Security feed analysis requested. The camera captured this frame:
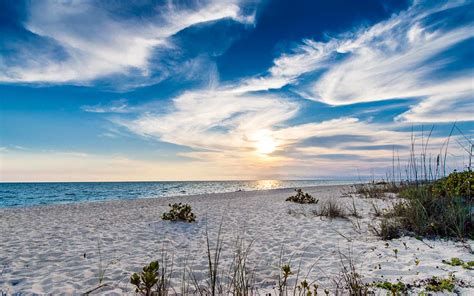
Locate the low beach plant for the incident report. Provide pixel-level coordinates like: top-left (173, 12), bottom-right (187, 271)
top-left (370, 218), bottom-right (401, 240)
top-left (319, 200), bottom-right (346, 219)
top-left (338, 252), bottom-right (371, 296)
top-left (442, 257), bottom-right (474, 270)
top-left (130, 261), bottom-right (160, 296)
top-left (374, 280), bottom-right (407, 294)
top-left (286, 189), bottom-right (318, 204)
top-left (423, 275), bottom-right (456, 292)
top-left (384, 170), bottom-right (473, 240)
top-left (161, 203), bottom-right (196, 222)
top-left (296, 280), bottom-right (319, 296)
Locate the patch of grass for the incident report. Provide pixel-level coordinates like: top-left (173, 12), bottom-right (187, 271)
top-left (384, 170), bottom-right (473, 240)
top-left (370, 218), bottom-right (401, 240)
top-left (354, 183), bottom-right (386, 199)
top-left (319, 200), bottom-right (347, 219)
top-left (338, 250), bottom-right (371, 296)
top-left (161, 203), bottom-right (196, 222)
top-left (348, 198), bottom-right (361, 218)
top-left (286, 189), bottom-right (318, 204)
top-left (354, 181), bottom-right (403, 199)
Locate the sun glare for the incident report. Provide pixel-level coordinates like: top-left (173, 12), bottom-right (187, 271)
top-left (254, 131), bottom-right (277, 155)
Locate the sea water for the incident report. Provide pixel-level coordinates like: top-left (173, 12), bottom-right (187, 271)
top-left (0, 180), bottom-right (357, 208)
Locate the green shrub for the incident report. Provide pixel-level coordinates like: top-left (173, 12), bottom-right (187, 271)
top-left (375, 281), bottom-right (407, 294)
top-left (161, 203), bottom-right (196, 222)
top-left (424, 275), bottom-right (456, 292)
top-left (442, 257), bottom-right (474, 270)
top-left (385, 171), bottom-right (473, 240)
top-left (431, 170), bottom-right (473, 199)
top-left (286, 189), bottom-right (318, 204)
top-left (130, 261), bottom-right (160, 296)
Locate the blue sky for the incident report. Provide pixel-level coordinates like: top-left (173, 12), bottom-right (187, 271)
top-left (0, 0), bottom-right (473, 181)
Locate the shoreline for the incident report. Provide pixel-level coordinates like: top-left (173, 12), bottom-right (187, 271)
top-left (1, 185), bottom-right (472, 294)
top-left (0, 183), bottom-right (356, 210)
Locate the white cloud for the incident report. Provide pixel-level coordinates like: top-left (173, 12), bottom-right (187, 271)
top-left (81, 99), bottom-right (129, 113)
top-left (0, 1), bottom-right (254, 84)
top-left (396, 91), bottom-right (474, 122)
top-left (232, 0), bottom-right (473, 123)
top-left (120, 89), bottom-right (299, 152)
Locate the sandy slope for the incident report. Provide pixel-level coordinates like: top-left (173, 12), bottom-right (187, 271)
top-left (0, 185), bottom-right (472, 294)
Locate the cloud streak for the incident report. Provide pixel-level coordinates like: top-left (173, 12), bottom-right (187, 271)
top-left (0, 0), bottom-right (254, 84)
top-left (232, 0), bottom-right (473, 122)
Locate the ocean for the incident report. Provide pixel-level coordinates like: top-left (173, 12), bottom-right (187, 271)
top-left (0, 180), bottom-right (357, 208)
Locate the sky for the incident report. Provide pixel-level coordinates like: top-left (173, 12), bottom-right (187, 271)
top-left (0, 0), bottom-right (473, 182)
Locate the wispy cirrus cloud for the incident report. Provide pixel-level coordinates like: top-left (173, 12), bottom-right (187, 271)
top-left (0, 0), bottom-right (255, 85)
top-left (81, 99), bottom-right (129, 113)
top-left (111, 0), bottom-right (472, 176)
top-left (231, 0), bottom-right (473, 123)
top-left (119, 89), bottom-right (299, 152)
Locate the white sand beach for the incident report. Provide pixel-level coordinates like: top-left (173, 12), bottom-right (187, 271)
top-left (1, 185), bottom-right (473, 294)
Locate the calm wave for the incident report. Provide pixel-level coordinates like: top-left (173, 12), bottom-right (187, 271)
top-left (0, 180), bottom-right (356, 208)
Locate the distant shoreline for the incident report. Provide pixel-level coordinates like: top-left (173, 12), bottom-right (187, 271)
top-left (0, 180), bottom-right (362, 208)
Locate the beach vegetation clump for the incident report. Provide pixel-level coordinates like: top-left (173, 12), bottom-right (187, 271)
top-left (375, 280), bottom-right (407, 294)
top-left (385, 170), bottom-right (473, 240)
top-left (370, 218), bottom-right (401, 240)
top-left (442, 257), bottom-right (474, 270)
top-left (423, 275), bottom-right (456, 292)
top-left (354, 183), bottom-right (386, 199)
top-left (130, 261), bottom-right (161, 296)
top-left (319, 200), bottom-right (347, 219)
top-left (339, 254), bottom-right (371, 296)
top-left (161, 203), bottom-right (196, 222)
top-left (277, 264), bottom-right (293, 294)
top-left (297, 280), bottom-right (319, 295)
top-left (286, 189), bottom-right (318, 204)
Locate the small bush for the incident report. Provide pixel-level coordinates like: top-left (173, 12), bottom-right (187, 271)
top-left (431, 170), bottom-right (473, 199)
top-left (130, 261), bottom-right (160, 295)
top-left (375, 281), bottom-right (407, 294)
top-left (385, 171), bottom-right (473, 240)
top-left (161, 203), bottom-right (196, 222)
top-left (319, 200), bottom-right (346, 219)
top-left (424, 275), bottom-right (456, 292)
top-left (286, 189), bottom-right (318, 204)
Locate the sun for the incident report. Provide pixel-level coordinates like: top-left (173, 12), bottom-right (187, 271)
top-left (254, 130), bottom-right (277, 155)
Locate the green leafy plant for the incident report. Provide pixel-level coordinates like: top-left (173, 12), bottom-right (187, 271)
top-left (430, 170), bottom-right (473, 199)
top-left (161, 203), bottom-right (196, 222)
top-left (424, 275), bottom-right (456, 292)
top-left (130, 261), bottom-right (160, 296)
top-left (375, 281), bottom-right (407, 294)
top-left (442, 257), bottom-right (474, 270)
top-left (286, 189), bottom-right (318, 204)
